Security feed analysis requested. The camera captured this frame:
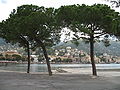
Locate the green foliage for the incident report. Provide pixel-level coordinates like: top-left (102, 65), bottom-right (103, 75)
top-left (21, 56), bottom-right (27, 62)
top-left (99, 56), bottom-right (106, 63)
top-left (5, 54), bottom-right (10, 59)
top-left (12, 54), bottom-right (22, 61)
top-left (0, 53), bottom-right (5, 60)
top-left (58, 52), bottom-right (65, 56)
top-left (0, 4), bottom-right (60, 49)
top-left (55, 5), bottom-right (77, 27)
top-left (62, 58), bottom-right (72, 63)
top-left (53, 57), bottom-right (62, 62)
top-left (0, 53), bottom-right (3, 57)
top-left (56, 4), bottom-right (119, 38)
top-left (0, 57), bottom-right (5, 60)
top-left (38, 54), bottom-right (44, 62)
top-left (52, 57), bottom-right (72, 63)
top-left (19, 6), bottom-right (61, 49)
top-left (102, 35), bottom-right (111, 47)
top-left (79, 53), bottom-right (86, 57)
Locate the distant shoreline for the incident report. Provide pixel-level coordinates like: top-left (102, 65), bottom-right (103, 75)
top-left (16, 62), bottom-right (120, 64)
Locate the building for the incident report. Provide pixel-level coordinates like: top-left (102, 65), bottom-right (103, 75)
top-left (2, 51), bottom-right (21, 57)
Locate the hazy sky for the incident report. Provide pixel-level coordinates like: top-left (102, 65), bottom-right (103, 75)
top-left (0, 0), bottom-right (117, 22)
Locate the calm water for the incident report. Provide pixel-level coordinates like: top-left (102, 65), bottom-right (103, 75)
top-left (0, 64), bottom-right (120, 72)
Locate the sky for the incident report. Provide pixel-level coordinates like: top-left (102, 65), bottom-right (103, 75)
top-left (0, 0), bottom-right (119, 22)
top-left (0, 0), bottom-right (119, 42)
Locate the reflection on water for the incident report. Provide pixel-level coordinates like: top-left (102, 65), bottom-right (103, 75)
top-left (0, 64), bottom-right (120, 72)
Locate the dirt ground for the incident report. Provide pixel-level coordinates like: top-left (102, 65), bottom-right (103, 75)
top-left (0, 70), bottom-right (120, 90)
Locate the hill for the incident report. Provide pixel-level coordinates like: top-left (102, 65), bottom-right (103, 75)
top-left (54, 40), bottom-right (120, 56)
top-left (0, 38), bottom-right (120, 56)
top-left (0, 38), bottom-right (6, 45)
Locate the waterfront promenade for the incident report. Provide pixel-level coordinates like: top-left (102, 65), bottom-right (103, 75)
top-left (0, 69), bottom-right (120, 90)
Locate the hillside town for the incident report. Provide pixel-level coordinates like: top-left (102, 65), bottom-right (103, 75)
top-left (49, 46), bottom-right (120, 64)
top-left (0, 45), bottom-right (120, 64)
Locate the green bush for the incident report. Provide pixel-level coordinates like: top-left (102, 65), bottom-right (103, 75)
top-left (12, 54), bottom-right (22, 61)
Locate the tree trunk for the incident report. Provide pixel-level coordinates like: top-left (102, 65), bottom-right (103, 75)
top-left (41, 45), bottom-right (52, 76)
top-left (19, 35), bottom-right (31, 73)
top-left (27, 42), bottom-right (31, 73)
top-left (90, 35), bottom-right (97, 76)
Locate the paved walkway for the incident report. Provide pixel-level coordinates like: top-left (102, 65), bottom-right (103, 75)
top-left (0, 71), bottom-right (120, 90)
